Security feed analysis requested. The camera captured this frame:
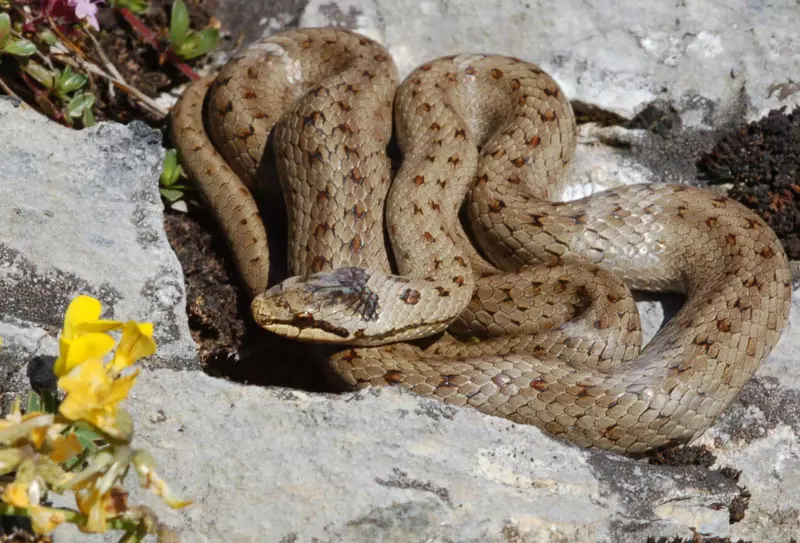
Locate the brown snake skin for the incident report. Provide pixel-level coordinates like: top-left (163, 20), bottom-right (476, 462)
top-left (171, 28), bottom-right (792, 454)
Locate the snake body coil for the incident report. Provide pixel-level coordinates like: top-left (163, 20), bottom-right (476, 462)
top-left (172, 28), bottom-right (792, 454)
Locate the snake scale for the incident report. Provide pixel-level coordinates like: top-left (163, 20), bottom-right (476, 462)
top-left (171, 27), bottom-right (792, 454)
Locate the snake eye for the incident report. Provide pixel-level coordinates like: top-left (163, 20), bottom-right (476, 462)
top-left (292, 312), bottom-right (315, 328)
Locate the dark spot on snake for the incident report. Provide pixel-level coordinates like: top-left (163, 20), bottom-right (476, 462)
top-left (374, 53), bottom-right (389, 62)
top-left (437, 179), bottom-right (448, 188)
top-left (529, 213), bottom-right (547, 227)
top-left (594, 318), bottom-right (609, 329)
top-left (344, 145), bottom-right (359, 158)
top-left (338, 349), bottom-right (358, 363)
top-left (384, 370), bottom-right (406, 384)
top-left (337, 101), bottom-right (352, 112)
top-left (308, 150), bottom-right (323, 164)
top-left (510, 78), bottom-right (522, 91)
top-left (311, 256), bottom-right (329, 273)
top-left (445, 72), bottom-right (457, 82)
top-left (433, 258), bottom-right (443, 270)
top-left (348, 167), bottom-right (364, 185)
top-left (317, 188), bottom-right (331, 202)
top-left (253, 111), bottom-right (269, 120)
top-left (528, 136), bottom-right (541, 147)
top-left (490, 68), bottom-right (504, 79)
top-left (541, 110), bottom-right (557, 122)
top-left (413, 203), bottom-right (424, 215)
top-left (362, 70), bottom-right (374, 80)
top-left (400, 289), bottom-right (421, 305)
top-left (693, 334), bottom-right (715, 353)
top-left (455, 128), bottom-right (467, 139)
top-left (447, 154), bottom-right (461, 166)
top-left (453, 256), bottom-right (468, 267)
top-left (491, 149), bottom-right (505, 158)
top-left (352, 202), bottom-right (367, 220)
top-left (425, 155), bottom-right (436, 163)
top-left (291, 312), bottom-right (315, 328)
top-left (711, 196), bottom-right (728, 207)
top-left (570, 213), bottom-right (587, 225)
top-left (430, 122), bottom-right (441, 131)
top-left (420, 64), bottom-right (432, 71)
top-left (350, 235), bottom-right (364, 254)
top-left (414, 175), bottom-right (425, 185)
top-left (717, 319), bottom-right (732, 333)
top-left (429, 201), bottom-right (441, 212)
top-left (246, 66), bottom-right (259, 79)
top-left (300, 39), bottom-right (313, 48)
top-left (244, 89), bottom-right (257, 99)
top-left (303, 111), bottom-right (326, 126)
top-left (543, 86), bottom-right (559, 97)
top-left (236, 125), bottom-right (255, 139)
top-left (435, 287), bottom-right (451, 297)
top-left (705, 216), bottom-right (719, 228)
top-left (488, 199), bottom-right (506, 213)
top-left (222, 101), bottom-right (234, 114)
top-left (530, 379), bottom-right (548, 391)
top-left (464, 65), bottom-right (478, 76)
top-left (746, 338), bottom-right (757, 356)
top-left (335, 123), bottom-right (354, 135)
top-left (313, 224), bottom-right (331, 238)
top-left (438, 375), bottom-right (460, 388)
top-left (511, 156), bottom-right (528, 167)
top-left (726, 234), bottom-right (737, 245)
top-left (345, 84), bottom-right (359, 94)
top-left (507, 175), bottom-right (521, 185)
top-left (452, 276), bottom-right (465, 286)
top-left (760, 246), bottom-right (774, 258)
top-left (422, 232), bottom-right (435, 243)
top-left (518, 95), bottom-right (528, 106)
top-left (476, 174), bottom-right (489, 186)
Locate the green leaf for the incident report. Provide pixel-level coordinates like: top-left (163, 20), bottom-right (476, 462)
top-left (160, 149), bottom-right (181, 187)
top-left (176, 28), bottom-right (219, 60)
top-left (0, 13), bottom-right (10, 50)
top-left (109, 0), bottom-right (151, 13)
top-left (74, 423), bottom-right (106, 452)
top-left (23, 60), bottom-right (55, 88)
top-left (82, 106), bottom-right (95, 127)
top-left (25, 391), bottom-right (42, 414)
top-left (4, 38), bottom-right (38, 57)
top-left (40, 389), bottom-right (58, 414)
top-left (38, 28), bottom-right (59, 46)
top-left (160, 188), bottom-right (185, 203)
top-left (57, 67), bottom-right (88, 96)
top-left (170, 0), bottom-right (190, 46)
top-left (66, 92), bottom-right (95, 118)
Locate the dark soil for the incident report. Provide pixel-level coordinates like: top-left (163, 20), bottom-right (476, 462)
top-left (698, 106), bottom-right (800, 259)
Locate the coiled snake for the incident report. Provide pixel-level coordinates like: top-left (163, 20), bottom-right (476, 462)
top-left (171, 28), bottom-right (792, 454)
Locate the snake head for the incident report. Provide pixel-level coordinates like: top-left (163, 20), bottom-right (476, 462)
top-left (251, 267), bottom-right (381, 343)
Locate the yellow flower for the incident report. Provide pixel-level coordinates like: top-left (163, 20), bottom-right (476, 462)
top-left (58, 358), bottom-right (138, 440)
top-left (55, 295), bottom-right (122, 378)
top-left (75, 485), bottom-right (128, 533)
top-left (46, 430), bottom-right (83, 465)
top-left (28, 505), bottom-right (66, 534)
top-left (2, 481), bottom-right (31, 508)
top-left (0, 399), bottom-right (54, 450)
top-left (132, 450), bottom-right (192, 509)
top-left (110, 321), bottom-right (156, 373)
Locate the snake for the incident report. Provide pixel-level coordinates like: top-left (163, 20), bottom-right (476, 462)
top-left (171, 27), bottom-right (792, 455)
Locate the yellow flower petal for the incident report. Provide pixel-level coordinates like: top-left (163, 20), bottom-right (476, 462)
top-left (75, 486), bottom-right (127, 533)
top-left (28, 505), bottom-right (66, 534)
top-left (2, 481), bottom-right (30, 508)
top-left (58, 296), bottom-right (122, 363)
top-left (57, 359), bottom-right (138, 438)
top-left (48, 431), bottom-right (83, 464)
top-left (54, 333), bottom-right (116, 378)
top-left (111, 321), bottom-right (156, 372)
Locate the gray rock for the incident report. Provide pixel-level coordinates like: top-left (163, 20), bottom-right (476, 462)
top-left (56, 371), bottom-right (743, 543)
top-left (0, 98), bottom-right (198, 407)
top-left (299, 0), bottom-right (800, 125)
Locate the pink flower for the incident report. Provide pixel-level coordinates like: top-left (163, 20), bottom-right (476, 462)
top-left (67, 0), bottom-right (102, 30)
